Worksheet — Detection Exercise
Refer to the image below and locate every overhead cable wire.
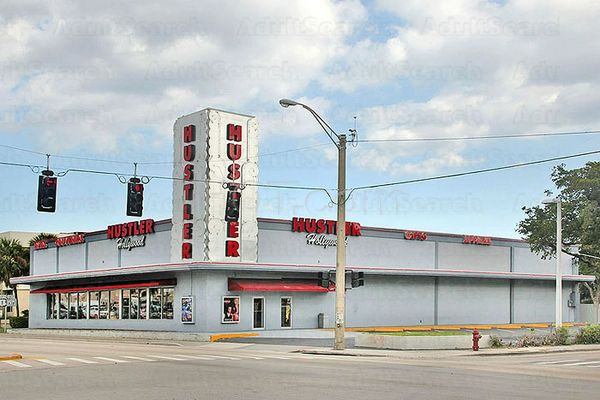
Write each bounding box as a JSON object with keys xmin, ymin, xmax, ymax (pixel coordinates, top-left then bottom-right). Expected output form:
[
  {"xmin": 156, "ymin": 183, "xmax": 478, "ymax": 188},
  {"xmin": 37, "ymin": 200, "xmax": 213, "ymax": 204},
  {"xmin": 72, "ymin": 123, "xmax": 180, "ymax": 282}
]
[
  {"xmin": 355, "ymin": 129, "xmax": 600, "ymax": 143},
  {"xmin": 350, "ymin": 149, "xmax": 600, "ymax": 191}
]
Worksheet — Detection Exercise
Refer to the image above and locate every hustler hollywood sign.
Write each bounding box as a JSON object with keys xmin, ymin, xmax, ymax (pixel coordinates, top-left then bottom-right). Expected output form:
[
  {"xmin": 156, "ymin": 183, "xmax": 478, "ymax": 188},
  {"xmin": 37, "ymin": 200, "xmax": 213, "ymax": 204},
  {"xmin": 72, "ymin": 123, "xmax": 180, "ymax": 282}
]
[
  {"xmin": 171, "ymin": 109, "xmax": 258, "ymax": 263},
  {"xmin": 292, "ymin": 217, "xmax": 361, "ymax": 249}
]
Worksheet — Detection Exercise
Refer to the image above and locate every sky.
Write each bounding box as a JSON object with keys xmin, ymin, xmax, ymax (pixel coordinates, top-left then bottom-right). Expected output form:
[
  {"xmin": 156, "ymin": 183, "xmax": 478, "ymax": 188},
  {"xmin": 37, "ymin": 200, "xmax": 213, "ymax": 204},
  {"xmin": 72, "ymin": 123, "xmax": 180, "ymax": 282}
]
[{"xmin": 1, "ymin": 0, "xmax": 600, "ymax": 239}]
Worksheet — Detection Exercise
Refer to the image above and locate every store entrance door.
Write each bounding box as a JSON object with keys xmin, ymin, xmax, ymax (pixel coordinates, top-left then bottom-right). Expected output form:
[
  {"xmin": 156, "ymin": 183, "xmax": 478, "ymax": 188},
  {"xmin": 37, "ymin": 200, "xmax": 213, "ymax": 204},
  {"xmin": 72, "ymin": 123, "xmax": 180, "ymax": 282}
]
[{"xmin": 253, "ymin": 297, "xmax": 264, "ymax": 329}]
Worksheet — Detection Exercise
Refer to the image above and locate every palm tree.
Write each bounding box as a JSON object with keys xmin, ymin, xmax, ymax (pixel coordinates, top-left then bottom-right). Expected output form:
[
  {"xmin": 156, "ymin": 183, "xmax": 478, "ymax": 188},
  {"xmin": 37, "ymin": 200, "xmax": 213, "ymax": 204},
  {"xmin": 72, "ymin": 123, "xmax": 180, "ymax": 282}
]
[
  {"xmin": 0, "ymin": 238, "xmax": 29, "ymax": 316},
  {"xmin": 28, "ymin": 233, "xmax": 58, "ymax": 247}
]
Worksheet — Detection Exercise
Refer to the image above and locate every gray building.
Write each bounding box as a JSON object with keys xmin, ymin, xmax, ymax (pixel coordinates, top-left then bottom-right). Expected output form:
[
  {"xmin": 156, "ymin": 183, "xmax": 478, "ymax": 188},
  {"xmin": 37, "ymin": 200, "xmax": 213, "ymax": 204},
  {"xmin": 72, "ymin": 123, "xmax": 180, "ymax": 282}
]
[
  {"xmin": 11, "ymin": 108, "xmax": 595, "ymax": 332},
  {"xmin": 13, "ymin": 216, "xmax": 594, "ymax": 332}
]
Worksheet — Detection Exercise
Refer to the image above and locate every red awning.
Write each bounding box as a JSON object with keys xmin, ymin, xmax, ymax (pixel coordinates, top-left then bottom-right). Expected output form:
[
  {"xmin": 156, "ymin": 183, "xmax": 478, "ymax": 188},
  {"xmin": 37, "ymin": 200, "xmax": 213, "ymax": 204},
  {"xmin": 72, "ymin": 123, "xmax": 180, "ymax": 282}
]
[
  {"xmin": 228, "ymin": 279, "xmax": 334, "ymax": 293},
  {"xmin": 30, "ymin": 280, "xmax": 176, "ymax": 294}
]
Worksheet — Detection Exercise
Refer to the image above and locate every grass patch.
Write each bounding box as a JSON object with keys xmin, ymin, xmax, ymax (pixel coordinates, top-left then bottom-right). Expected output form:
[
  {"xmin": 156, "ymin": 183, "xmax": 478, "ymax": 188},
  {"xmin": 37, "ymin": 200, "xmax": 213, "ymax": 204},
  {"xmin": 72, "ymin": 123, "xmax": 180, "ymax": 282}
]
[{"xmin": 376, "ymin": 331, "xmax": 470, "ymax": 337}]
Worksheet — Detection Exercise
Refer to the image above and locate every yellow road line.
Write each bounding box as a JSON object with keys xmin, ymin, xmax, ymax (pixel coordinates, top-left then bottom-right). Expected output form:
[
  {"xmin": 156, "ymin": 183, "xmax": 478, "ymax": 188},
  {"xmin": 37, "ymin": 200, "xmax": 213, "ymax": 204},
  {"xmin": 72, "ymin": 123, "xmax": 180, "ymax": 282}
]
[
  {"xmin": 210, "ymin": 333, "xmax": 259, "ymax": 342},
  {"xmin": 0, "ymin": 354, "xmax": 22, "ymax": 361}
]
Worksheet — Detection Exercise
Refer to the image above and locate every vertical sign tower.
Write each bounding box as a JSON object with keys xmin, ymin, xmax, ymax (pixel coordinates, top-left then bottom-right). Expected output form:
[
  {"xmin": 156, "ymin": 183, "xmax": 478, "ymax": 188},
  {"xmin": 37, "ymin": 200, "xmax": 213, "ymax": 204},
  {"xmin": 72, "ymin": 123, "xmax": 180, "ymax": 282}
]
[{"xmin": 171, "ymin": 109, "xmax": 258, "ymax": 263}]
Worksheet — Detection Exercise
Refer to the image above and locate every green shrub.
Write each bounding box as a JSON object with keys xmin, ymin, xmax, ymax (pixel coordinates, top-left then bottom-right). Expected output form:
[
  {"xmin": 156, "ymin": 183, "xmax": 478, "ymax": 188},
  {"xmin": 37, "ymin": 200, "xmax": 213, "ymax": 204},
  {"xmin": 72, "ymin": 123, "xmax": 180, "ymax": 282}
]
[
  {"xmin": 8, "ymin": 316, "xmax": 28, "ymax": 329},
  {"xmin": 575, "ymin": 325, "xmax": 600, "ymax": 344},
  {"xmin": 555, "ymin": 326, "xmax": 570, "ymax": 345},
  {"xmin": 515, "ymin": 333, "xmax": 558, "ymax": 347},
  {"xmin": 489, "ymin": 335, "xmax": 504, "ymax": 348}
]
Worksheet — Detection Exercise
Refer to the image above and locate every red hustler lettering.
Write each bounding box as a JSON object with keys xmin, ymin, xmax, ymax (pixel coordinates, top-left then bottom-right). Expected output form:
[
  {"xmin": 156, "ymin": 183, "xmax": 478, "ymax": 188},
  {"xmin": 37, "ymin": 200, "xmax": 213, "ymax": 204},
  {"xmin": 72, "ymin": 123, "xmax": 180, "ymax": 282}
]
[
  {"xmin": 33, "ymin": 240, "xmax": 48, "ymax": 250},
  {"xmin": 404, "ymin": 231, "xmax": 428, "ymax": 241},
  {"xmin": 107, "ymin": 219, "xmax": 155, "ymax": 239},
  {"xmin": 54, "ymin": 234, "xmax": 86, "ymax": 247},
  {"xmin": 182, "ymin": 124, "xmax": 195, "ymax": 259},
  {"xmin": 225, "ymin": 124, "xmax": 242, "ymax": 258},
  {"xmin": 291, "ymin": 217, "xmax": 361, "ymax": 236},
  {"xmin": 463, "ymin": 235, "xmax": 492, "ymax": 245}
]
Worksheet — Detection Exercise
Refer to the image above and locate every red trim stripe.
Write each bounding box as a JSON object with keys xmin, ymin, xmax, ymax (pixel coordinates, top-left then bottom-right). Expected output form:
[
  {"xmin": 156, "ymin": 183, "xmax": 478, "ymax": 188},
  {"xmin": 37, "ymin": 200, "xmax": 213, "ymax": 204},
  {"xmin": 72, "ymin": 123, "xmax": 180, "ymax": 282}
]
[
  {"xmin": 228, "ymin": 279, "xmax": 333, "ymax": 292},
  {"xmin": 30, "ymin": 281, "xmax": 174, "ymax": 294}
]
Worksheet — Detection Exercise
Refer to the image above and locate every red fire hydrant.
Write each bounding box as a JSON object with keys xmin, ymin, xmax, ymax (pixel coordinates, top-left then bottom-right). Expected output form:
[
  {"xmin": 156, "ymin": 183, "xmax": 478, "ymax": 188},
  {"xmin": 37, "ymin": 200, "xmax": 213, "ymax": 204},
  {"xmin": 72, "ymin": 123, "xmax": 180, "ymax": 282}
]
[{"xmin": 472, "ymin": 329, "xmax": 482, "ymax": 351}]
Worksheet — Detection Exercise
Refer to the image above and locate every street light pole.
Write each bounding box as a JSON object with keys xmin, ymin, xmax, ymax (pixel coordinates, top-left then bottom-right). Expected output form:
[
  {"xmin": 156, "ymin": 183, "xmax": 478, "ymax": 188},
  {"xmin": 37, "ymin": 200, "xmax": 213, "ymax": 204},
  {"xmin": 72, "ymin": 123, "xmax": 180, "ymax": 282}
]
[
  {"xmin": 279, "ymin": 98, "xmax": 348, "ymax": 350},
  {"xmin": 334, "ymin": 134, "xmax": 347, "ymax": 350},
  {"xmin": 555, "ymin": 201, "xmax": 563, "ymax": 328},
  {"xmin": 543, "ymin": 197, "xmax": 562, "ymax": 328}
]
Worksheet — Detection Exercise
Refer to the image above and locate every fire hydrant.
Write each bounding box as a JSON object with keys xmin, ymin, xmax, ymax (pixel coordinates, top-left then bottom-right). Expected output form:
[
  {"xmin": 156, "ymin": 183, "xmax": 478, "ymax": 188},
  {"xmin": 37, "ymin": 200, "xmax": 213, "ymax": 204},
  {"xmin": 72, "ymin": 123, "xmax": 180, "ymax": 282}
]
[{"xmin": 472, "ymin": 329, "xmax": 482, "ymax": 351}]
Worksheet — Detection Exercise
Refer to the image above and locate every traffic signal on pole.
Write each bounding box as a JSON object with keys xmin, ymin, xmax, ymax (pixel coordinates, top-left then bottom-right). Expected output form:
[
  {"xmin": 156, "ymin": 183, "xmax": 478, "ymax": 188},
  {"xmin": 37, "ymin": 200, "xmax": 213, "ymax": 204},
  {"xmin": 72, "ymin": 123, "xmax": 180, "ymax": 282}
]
[
  {"xmin": 225, "ymin": 189, "xmax": 241, "ymax": 222},
  {"xmin": 37, "ymin": 170, "xmax": 57, "ymax": 213},
  {"xmin": 318, "ymin": 271, "xmax": 331, "ymax": 288},
  {"xmin": 351, "ymin": 271, "xmax": 364, "ymax": 288},
  {"xmin": 126, "ymin": 178, "xmax": 144, "ymax": 217}
]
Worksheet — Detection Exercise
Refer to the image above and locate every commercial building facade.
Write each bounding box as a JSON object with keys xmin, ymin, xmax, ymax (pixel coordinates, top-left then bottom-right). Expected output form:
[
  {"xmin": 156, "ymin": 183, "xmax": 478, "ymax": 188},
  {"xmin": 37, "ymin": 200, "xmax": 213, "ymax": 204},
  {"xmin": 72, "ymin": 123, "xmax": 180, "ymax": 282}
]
[{"xmin": 12, "ymin": 108, "xmax": 595, "ymax": 332}]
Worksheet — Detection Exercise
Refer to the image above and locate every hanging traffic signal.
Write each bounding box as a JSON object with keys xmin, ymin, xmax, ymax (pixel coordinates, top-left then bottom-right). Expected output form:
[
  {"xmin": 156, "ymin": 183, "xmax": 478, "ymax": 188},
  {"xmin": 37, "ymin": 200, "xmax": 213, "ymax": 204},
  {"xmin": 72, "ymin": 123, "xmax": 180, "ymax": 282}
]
[
  {"xmin": 318, "ymin": 271, "xmax": 331, "ymax": 288},
  {"xmin": 37, "ymin": 170, "xmax": 57, "ymax": 213},
  {"xmin": 225, "ymin": 189, "xmax": 241, "ymax": 222},
  {"xmin": 351, "ymin": 271, "xmax": 364, "ymax": 288},
  {"xmin": 126, "ymin": 178, "xmax": 144, "ymax": 217}
]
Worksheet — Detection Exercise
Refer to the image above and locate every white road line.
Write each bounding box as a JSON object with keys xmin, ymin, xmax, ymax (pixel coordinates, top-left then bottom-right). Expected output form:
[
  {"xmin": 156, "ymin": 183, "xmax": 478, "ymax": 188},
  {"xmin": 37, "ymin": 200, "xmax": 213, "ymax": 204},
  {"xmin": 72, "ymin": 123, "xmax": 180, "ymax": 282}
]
[
  {"xmin": 121, "ymin": 356, "xmax": 155, "ymax": 362},
  {"xmin": 36, "ymin": 359, "xmax": 65, "ymax": 366},
  {"xmin": 148, "ymin": 355, "xmax": 188, "ymax": 361},
  {"xmin": 173, "ymin": 355, "xmax": 216, "ymax": 360},
  {"xmin": 536, "ymin": 359, "xmax": 580, "ymax": 365},
  {"xmin": 2, "ymin": 360, "xmax": 32, "ymax": 368},
  {"xmin": 94, "ymin": 357, "xmax": 129, "ymax": 363},
  {"xmin": 206, "ymin": 355, "xmax": 241, "ymax": 360},
  {"xmin": 67, "ymin": 358, "xmax": 98, "ymax": 364},
  {"xmin": 562, "ymin": 361, "xmax": 600, "ymax": 367}
]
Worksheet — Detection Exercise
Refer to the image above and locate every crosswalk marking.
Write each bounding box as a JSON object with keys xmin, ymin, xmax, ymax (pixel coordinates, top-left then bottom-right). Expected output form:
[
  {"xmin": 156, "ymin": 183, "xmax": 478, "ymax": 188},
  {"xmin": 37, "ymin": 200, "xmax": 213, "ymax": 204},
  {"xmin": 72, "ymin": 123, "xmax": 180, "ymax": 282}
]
[
  {"xmin": 3, "ymin": 360, "xmax": 32, "ymax": 368},
  {"xmin": 149, "ymin": 355, "xmax": 188, "ymax": 361},
  {"xmin": 208, "ymin": 355, "xmax": 241, "ymax": 360},
  {"xmin": 121, "ymin": 356, "xmax": 155, "ymax": 362},
  {"xmin": 562, "ymin": 361, "xmax": 600, "ymax": 367},
  {"xmin": 67, "ymin": 358, "xmax": 98, "ymax": 364},
  {"xmin": 94, "ymin": 357, "xmax": 129, "ymax": 363},
  {"xmin": 173, "ymin": 354, "xmax": 216, "ymax": 360},
  {"xmin": 37, "ymin": 359, "xmax": 65, "ymax": 366},
  {"xmin": 536, "ymin": 359, "xmax": 580, "ymax": 365}
]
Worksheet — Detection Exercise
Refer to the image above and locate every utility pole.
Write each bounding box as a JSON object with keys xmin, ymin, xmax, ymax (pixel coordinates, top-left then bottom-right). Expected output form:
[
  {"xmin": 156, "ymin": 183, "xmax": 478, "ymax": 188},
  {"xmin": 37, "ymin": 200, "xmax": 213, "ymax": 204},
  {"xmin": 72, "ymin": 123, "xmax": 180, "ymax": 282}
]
[
  {"xmin": 556, "ymin": 202, "xmax": 562, "ymax": 328},
  {"xmin": 334, "ymin": 134, "xmax": 347, "ymax": 350}
]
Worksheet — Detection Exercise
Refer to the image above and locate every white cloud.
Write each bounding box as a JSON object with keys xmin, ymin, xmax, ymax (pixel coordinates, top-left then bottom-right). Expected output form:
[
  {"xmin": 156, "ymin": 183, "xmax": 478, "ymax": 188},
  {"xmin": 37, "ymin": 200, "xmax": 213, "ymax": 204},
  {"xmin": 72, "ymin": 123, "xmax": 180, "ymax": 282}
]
[{"xmin": 0, "ymin": 0, "xmax": 367, "ymax": 154}]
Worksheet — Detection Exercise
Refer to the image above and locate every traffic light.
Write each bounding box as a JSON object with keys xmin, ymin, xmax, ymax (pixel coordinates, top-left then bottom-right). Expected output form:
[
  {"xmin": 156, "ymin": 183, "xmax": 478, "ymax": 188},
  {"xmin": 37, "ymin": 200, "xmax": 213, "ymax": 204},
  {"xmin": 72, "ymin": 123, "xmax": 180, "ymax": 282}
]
[
  {"xmin": 318, "ymin": 271, "xmax": 330, "ymax": 288},
  {"xmin": 37, "ymin": 170, "xmax": 57, "ymax": 213},
  {"xmin": 225, "ymin": 189, "xmax": 241, "ymax": 222},
  {"xmin": 351, "ymin": 271, "xmax": 364, "ymax": 288},
  {"xmin": 127, "ymin": 178, "xmax": 144, "ymax": 217}
]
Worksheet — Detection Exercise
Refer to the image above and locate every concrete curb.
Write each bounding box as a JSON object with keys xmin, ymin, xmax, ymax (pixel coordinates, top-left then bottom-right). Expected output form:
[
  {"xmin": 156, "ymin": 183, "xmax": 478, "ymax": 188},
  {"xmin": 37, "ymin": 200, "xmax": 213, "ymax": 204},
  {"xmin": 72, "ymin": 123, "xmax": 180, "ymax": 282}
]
[
  {"xmin": 294, "ymin": 349, "xmax": 388, "ymax": 357},
  {"xmin": 0, "ymin": 354, "xmax": 23, "ymax": 361},
  {"xmin": 469, "ymin": 344, "xmax": 600, "ymax": 356},
  {"xmin": 7, "ymin": 328, "xmax": 211, "ymax": 342},
  {"xmin": 355, "ymin": 333, "xmax": 491, "ymax": 350},
  {"xmin": 210, "ymin": 333, "xmax": 259, "ymax": 342}
]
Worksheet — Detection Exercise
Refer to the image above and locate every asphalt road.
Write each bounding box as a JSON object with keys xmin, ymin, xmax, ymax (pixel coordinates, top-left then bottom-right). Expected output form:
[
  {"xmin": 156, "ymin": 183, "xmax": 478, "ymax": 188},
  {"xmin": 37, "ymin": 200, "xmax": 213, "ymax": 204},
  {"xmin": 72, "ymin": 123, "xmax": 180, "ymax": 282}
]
[{"xmin": 1, "ymin": 336, "xmax": 599, "ymax": 400}]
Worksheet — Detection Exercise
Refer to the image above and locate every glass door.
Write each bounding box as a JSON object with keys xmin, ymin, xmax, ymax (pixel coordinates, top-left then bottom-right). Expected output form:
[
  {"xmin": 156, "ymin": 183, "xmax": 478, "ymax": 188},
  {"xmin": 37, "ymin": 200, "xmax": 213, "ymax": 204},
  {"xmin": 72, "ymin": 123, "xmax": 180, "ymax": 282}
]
[{"xmin": 253, "ymin": 298, "xmax": 265, "ymax": 329}]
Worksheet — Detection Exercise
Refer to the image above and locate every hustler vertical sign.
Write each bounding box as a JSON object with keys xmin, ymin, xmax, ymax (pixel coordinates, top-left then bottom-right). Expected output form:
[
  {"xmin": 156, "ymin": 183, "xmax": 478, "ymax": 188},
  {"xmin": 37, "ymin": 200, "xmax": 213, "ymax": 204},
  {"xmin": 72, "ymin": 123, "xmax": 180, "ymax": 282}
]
[
  {"xmin": 225, "ymin": 124, "xmax": 242, "ymax": 258},
  {"xmin": 171, "ymin": 109, "xmax": 258, "ymax": 263}
]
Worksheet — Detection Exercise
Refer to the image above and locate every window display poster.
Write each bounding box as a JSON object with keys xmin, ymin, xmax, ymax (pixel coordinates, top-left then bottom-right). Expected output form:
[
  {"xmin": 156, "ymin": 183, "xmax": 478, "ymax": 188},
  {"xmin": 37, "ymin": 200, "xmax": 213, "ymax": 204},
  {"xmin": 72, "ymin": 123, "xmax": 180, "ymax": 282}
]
[
  {"xmin": 181, "ymin": 296, "xmax": 194, "ymax": 324},
  {"xmin": 222, "ymin": 296, "xmax": 240, "ymax": 323}
]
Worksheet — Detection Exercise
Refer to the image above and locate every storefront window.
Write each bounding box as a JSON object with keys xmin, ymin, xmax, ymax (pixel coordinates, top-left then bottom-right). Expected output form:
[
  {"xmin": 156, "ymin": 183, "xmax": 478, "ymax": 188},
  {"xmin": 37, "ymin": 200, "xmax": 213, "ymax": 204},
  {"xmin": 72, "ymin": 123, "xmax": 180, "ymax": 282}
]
[
  {"xmin": 163, "ymin": 288, "xmax": 174, "ymax": 319},
  {"xmin": 99, "ymin": 291, "xmax": 109, "ymax": 319},
  {"xmin": 150, "ymin": 288, "xmax": 161, "ymax": 319},
  {"xmin": 89, "ymin": 291, "xmax": 99, "ymax": 319},
  {"xmin": 78, "ymin": 292, "xmax": 88, "ymax": 319},
  {"xmin": 109, "ymin": 290, "xmax": 120, "ymax": 319},
  {"xmin": 59, "ymin": 293, "xmax": 68, "ymax": 319},
  {"xmin": 44, "ymin": 286, "xmax": 174, "ymax": 321},
  {"xmin": 68, "ymin": 292, "xmax": 78, "ymax": 319},
  {"xmin": 139, "ymin": 289, "xmax": 147, "ymax": 319},
  {"xmin": 121, "ymin": 289, "xmax": 130, "ymax": 319},
  {"xmin": 47, "ymin": 294, "xmax": 56, "ymax": 319},
  {"xmin": 281, "ymin": 297, "xmax": 292, "ymax": 328},
  {"xmin": 130, "ymin": 289, "xmax": 139, "ymax": 319}
]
